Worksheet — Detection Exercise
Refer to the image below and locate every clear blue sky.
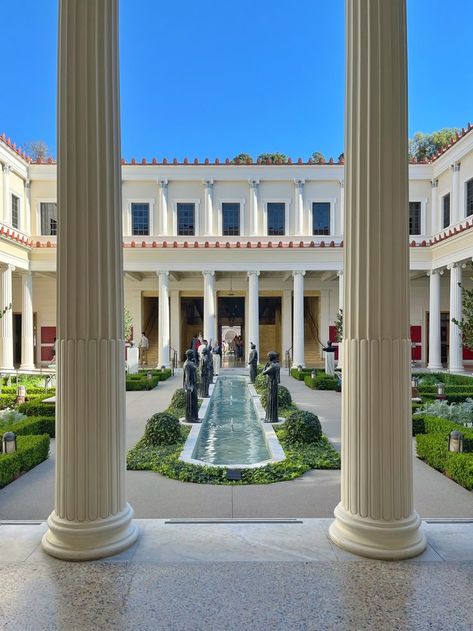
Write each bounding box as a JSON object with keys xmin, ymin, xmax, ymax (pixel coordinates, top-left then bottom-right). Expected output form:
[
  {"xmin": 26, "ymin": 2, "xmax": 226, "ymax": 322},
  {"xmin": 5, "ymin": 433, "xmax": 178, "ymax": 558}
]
[{"xmin": 1, "ymin": 0, "xmax": 472, "ymax": 161}]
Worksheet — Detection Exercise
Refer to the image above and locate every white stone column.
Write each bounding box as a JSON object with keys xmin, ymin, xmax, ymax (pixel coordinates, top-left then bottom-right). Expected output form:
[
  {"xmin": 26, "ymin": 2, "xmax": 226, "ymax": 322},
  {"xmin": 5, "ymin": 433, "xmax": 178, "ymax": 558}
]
[
  {"xmin": 329, "ymin": 0, "xmax": 425, "ymax": 560},
  {"xmin": 431, "ymin": 179, "xmax": 439, "ymax": 234},
  {"xmin": 338, "ymin": 179, "xmax": 345, "ymax": 236},
  {"xmin": 337, "ymin": 271, "xmax": 344, "ymax": 369},
  {"xmin": 20, "ymin": 271, "xmax": 35, "ymax": 370},
  {"xmin": 2, "ymin": 164, "xmax": 11, "ymax": 225},
  {"xmin": 281, "ymin": 288, "xmax": 292, "ymax": 367},
  {"xmin": 170, "ymin": 289, "xmax": 180, "ymax": 364},
  {"xmin": 427, "ymin": 270, "xmax": 443, "ymax": 370},
  {"xmin": 158, "ymin": 179, "xmax": 168, "ymax": 235},
  {"xmin": 42, "ymin": 0, "xmax": 138, "ymax": 560},
  {"xmin": 292, "ymin": 270, "xmax": 305, "ymax": 367},
  {"xmin": 203, "ymin": 270, "xmax": 217, "ymax": 343},
  {"xmin": 0, "ymin": 264, "xmax": 14, "ymax": 370},
  {"xmin": 247, "ymin": 271, "xmax": 260, "ymax": 354},
  {"xmin": 24, "ymin": 179, "xmax": 32, "ymax": 235},
  {"xmin": 249, "ymin": 180, "xmax": 259, "ymax": 236},
  {"xmin": 448, "ymin": 262, "xmax": 464, "ymax": 373},
  {"xmin": 158, "ymin": 271, "xmax": 170, "ymax": 367},
  {"xmin": 294, "ymin": 180, "xmax": 304, "ymax": 235},
  {"xmin": 451, "ymin": 163, "xmax": 461, "ymax": 224},
  {"xmin": 203, "ymin": 180, "xmax": 214, "ymax": 236}
]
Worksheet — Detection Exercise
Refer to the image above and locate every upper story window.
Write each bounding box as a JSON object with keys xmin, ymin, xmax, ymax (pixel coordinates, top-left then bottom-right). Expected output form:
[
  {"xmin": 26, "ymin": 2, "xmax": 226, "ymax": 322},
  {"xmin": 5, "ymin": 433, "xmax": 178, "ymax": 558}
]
[
  {"xmin": 267, "ymin": 202, "xmax": 285, "ymax": 236},
  {"xmin": 409, "ymin": 201, "xmax": 421, "ymax": 235},
  {"xmin": 131, "ymin": 202, "xmax": 149, "ymax": 236},
  {"xmin": 222, "ymin": 203, "xmax": 240, "ymax": 236},
  {"xmin": 177, "ymin": 203, "xmax": 195, "ymax": 236},
  {"xmin": 11, "ymin": 194, "xmax": 20, "ymax": 229},
  {"xmin": 312, "ymin": 202, "xmax": 331, "ymax": 235},
  {"xmin": 442, "ymin": 193, "xmax": 450, "ymax": 229},
  {"xmin": 466, "ymin": 178, "xmax": 473, "ymax": 217},
  {"xmin": 40, "ymin": 202, "xmax": 57, "ymax": 235}
]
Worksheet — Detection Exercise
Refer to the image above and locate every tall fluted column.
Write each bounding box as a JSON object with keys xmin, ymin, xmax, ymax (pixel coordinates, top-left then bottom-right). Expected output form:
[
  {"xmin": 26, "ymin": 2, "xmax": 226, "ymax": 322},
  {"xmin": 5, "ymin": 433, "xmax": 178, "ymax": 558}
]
[
  {"xmin": 337, "ymin": 270, "xmax": 344, "ymax": 369},
  {"xmin": 203, "ymin": 271, "xmax": 217, "ymax": 343},
  {"xmin": 249, "ymin": 180, "xmax": 259, "ymax": 236},
  {"xmin": 431, "ymin": 180, "xmax": 439, "ymax": 234},
  {"xmin": 0, "ymin": 264, "xmax": 14, "ymax": 370},
  {"xmin": 158, "ymin": 179, "xmax": 168, "ymax": 235},
  {"xmin": 247, "ymin": 271, "xmax": 260, "ymax": 354},
  {"xmin": 292, "ymin": 271, "xmax": 305, "ymax": 367},
  {"xmin": 158, "ymin": 271, "xmax": 170, "ymax": 367},
  {"xmin": 448, "ymin": 263, "xmax": 464, "ymax": 373},
  {"xmin": 329, "ymin": 0, "xmax": 425, "ymax": 560},
  {"xmin": 203, "ymin": 180, "xmax": 214, "ymax": 236},
  {"xmin": 427, "ymin": 270, "xmax": 443, "ymax": 370},
  {"xmin": 451, "ymin": 163, "xmax": 461, "ymax": 224},
  {"xmin": 294, "ymin": 180, "xmax": 304, "ymax": 235},
  {"xmin": 2, "ymin": 164, "xmax": 11, "ymax": 225},
  {"xmin": 42, "ymin": 0, "xmax": 138, "ymax": 560},
  {"xmin": 20, "ymin": 272, "xmax": 35, "ymax": 370}
]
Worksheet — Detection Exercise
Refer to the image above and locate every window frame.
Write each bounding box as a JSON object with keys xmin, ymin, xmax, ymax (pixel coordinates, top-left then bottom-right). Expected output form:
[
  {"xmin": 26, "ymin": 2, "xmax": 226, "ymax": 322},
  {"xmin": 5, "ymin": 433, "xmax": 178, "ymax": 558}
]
[
  {"xmin": 11, "ymin": 193, "xmax": 20, "ymax": 230},
  {"xmin": 36, "ymin": 199, "xmax": 57, "ymax": 236},
  {"xmin": 309, "ymin": 198, "xmax": 336, "ymax": 236},
  {"xmin": 408, "ymin": 198, "xmax": 427, "ymax": 236},
  {"xmin": 263, "ymin": 199, "xmax": 290, "ymax": 237},
  {"xmin": 125, "ymin": 198, "xmax": 154, "ymax": 236},
  {"xmin": 442, "ymin": 192, "xmax": 451, "ymax": 229},
  {"xmin": 466, "ymin": 178, "xmax": 473, "ymax": 218},
  {"xmin": 172, "ymin": 199, "xmax": 200, "ymax": 237},
  {"xmin": 130, "ymin": 201, "xmax": 151, "ymax": 236},
  {"xmin": 217, "ymin": 198, "xmax": 245, "ymax": 236}
]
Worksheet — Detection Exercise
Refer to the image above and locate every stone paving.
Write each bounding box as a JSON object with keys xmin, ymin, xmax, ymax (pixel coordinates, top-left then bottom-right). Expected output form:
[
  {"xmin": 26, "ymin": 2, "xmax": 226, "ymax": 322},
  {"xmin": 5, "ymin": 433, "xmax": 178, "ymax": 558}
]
[{"xmin": 0, "ymin": 370, "xmax": 472, "ymax": 521}]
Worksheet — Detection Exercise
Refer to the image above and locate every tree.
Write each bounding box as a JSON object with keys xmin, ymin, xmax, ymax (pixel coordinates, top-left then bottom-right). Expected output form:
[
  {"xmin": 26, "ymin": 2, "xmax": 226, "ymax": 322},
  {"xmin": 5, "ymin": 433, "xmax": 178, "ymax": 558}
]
[
  {"xmin": 232, "ymin": 153, "xmax": 253, "ymax": 164},
  {"xmin": 408, "ymin": 128, "xmax": 459, "ymax": 162},
  {"xmin": 452, "ymin": 265, "xmax": 473, "ymax": 351},
  {"xmin": 334, "ymin": 309, "xmax": 343, "ymax": 343},
  {"xmin": 310, "ymin": 151, "xmax": 325, "ymax": 163},
  {"xmin": 24, "ymin": 140, "xmax": 49, "ymax": 161},
  {"xmin": 124, "ymin": 306, "xmax": 133, "ymax": 342},
  {"xmin": 257, "ymin": 152, "xmax": 288, "ymax": 164}
]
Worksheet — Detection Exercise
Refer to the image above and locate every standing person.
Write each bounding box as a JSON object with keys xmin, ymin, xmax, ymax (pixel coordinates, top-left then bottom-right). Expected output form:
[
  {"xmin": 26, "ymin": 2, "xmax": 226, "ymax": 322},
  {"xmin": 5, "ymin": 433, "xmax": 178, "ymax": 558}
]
[
  {"xmin": 193, "ymin": 334, "xmax": 201, "ymax": 366},
  {"xmin": 139, "ymin": 331, "xmax": 149, "ymax": 365},
  {"xmin": 213, "ymin": 340, "xmax": 221, "ymax": 376}
]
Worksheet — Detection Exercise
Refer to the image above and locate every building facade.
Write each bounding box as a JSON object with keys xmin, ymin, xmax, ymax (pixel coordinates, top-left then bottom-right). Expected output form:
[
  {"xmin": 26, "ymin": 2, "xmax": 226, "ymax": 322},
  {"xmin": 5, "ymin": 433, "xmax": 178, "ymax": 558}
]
[{"xmin": 0, "ymin": 128, "xmax": 473, "ymax": 370}]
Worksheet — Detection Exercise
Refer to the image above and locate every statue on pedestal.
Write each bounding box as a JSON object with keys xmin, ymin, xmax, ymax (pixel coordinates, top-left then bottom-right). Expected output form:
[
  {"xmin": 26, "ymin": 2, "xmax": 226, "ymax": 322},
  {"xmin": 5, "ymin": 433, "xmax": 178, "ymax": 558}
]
[
  {"xmin": 262, "ymin": 351, "xmax": 280, "ymax": 422},
  {"xmin": 200, "ymin": 346, "xmax": 211, "ymax": 398},
  {"xmin": 323, "ymin": 340, "xmax": 337, "ymax": 376},
  {"xmin": 248, "ymin": 342, "xmax": 258, "ymax": 383},
  {"xmin": 183, "ymin": 349, "xmax": 199, "ymax": 422}
]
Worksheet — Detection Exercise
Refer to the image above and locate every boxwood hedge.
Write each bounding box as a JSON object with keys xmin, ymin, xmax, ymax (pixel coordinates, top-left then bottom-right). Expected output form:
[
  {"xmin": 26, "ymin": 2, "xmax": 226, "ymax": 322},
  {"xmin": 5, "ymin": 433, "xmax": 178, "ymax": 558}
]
[{"xmin": 0, "ymin": 434, "xmax": 50, "ymax": 488}]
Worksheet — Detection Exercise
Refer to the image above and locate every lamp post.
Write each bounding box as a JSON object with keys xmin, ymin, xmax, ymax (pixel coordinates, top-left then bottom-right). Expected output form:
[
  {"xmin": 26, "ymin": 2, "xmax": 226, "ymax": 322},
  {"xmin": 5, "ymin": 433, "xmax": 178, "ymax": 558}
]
[
  {"xmin": 448, "ymin": 430, "xmax": 464, "ymax": 453},
  {"xmin": 436, "ymin": 383, "xmax": 446, "ymax": 400},
  {"xmin": 2, "ymin": 431, "xmax": 17, "ymax": 454}
]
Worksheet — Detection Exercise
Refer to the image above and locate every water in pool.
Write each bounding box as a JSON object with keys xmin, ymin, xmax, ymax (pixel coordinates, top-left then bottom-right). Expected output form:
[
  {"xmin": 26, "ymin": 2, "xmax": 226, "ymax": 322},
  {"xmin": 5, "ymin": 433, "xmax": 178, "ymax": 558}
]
[{"xmin": 192, "ymin": 375, "xmax": 271, "ymax": 465}]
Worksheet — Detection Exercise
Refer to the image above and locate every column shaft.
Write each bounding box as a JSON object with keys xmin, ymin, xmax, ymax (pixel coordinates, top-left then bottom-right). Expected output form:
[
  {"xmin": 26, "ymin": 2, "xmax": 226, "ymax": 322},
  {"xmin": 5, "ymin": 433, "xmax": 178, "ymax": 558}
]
[
  {"xmin": 20, "ymin": 272, "xmax": 35, "ymax": 369},
  {"xmin": 43, "ymin": 0, "xmax": 138, "ymax": 560},
  {"xmin": 170, "ymin": 290, "xmax": 180, "ymax": 364},
  {"xmin": 158, "ymin": 272, "xmax": 170, "ymax": 367},
  {"xmin": 281, "ymin": 288, "xmax": 292, "ymax": 367},
  {"xmin": 0, "ymin": 264, "xmax": 14, "ymax": 370},
  {"xmin": 158, "ymin": 180, "xmax": 168, "ymax": 235},
  {"xmin": 329, "ymin": 0, "xmax": 425, "ymax": 559},
  {"xmin": 247, "ymin": 272, "xmax": 259, "ymax": 355},
  {"xmin": 451, "ymin": 164, "xmax": 461, "ymax": 224},
  {"xmin": 337, "ymin": 271, "xmax": 344, "ymax": 369},
  {"xmin": 428, "ymin": 271, "xmax": 442, "ymax": 370},
  {"xmin": 431, "ymin": 180, "xmax": 439, "ymax": 234},
  {"xmin": 292, "ymin": 271, "xmax": 305, "ymax": 367},
  {"xmin": 204, "ymin": 181, "xmax": 214, "ymax": 236},
  {"xmin": 203, "ymin": 271, "xmax": 217, "ymax": 343},
  {"xmin": 449, "ymin": 263, "xmax": 464, "ymax": 373},
  {"xmin": 249, "ymin": 181, "xmax": 259, "ymax": 236},
  {"xmin": 294, "ymin": 181, "xmax": 304, "ymax": 235},
  {"xmin": 2, "ymin": 164, "xmax": 11, "ymax": 225}
]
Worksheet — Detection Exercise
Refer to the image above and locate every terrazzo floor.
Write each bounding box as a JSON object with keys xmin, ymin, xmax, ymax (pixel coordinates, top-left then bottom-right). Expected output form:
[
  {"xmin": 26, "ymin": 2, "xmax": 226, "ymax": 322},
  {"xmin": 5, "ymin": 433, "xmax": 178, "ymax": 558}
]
[{"xmin": 1, "ymin": 519, "xmax": 472, "ymax": 630}]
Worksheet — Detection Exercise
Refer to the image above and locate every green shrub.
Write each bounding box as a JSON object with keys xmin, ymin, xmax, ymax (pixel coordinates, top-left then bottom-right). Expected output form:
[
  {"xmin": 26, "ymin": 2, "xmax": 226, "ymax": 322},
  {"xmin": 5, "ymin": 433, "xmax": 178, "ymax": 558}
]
[
  {"xmin": 0, "ymin": 434, "xmax": 50, "ymax": 488},
  {"xmin": 416, "ymin": 433, "xmax": 449, "ymax": 472},
  {"xmin": 143, "ymin": 412, "xmax": 181, "ymax": 446},
  {"xmin": 260, "ymin": 385, "xmax": 292, "ymax": 410},
  {"xmin": 304, "ymin": 374, "xmax": 340, "ymax": 391},
  {"xmin": 17, "ymin": 399, "xmax": 55, "ymax": 417},
  {"xmin": 170, "ymin": 388, "xmax": 186, "ymax": 410},
  {"xmin": 0, "ymin": 386, "xmax": 56, "ymax": 396},
  {"xmin": 414, "ymin": 372, "xmax": 473, "ymax": 386},
  {"xmin": 285, "ymin": 410, "xmax": 322, "ymax": 444},
  {"xmin": 126, "ymin": 376, "xmax": 160, "ymax": 391},
  {"xmin": 7, "ymin": 416, "xmax": 56, "ymax": 438},
  {"xmin": 445, "ymin": 453, "xmax": 473, "ymax": 490},
  {"xmin": 0, "ymin": 394, "xmax": 18, "ymax": 410},
  {"xmin": 254, "ymin": 373, "xmax": 268, "ymax": 394},
  {"xmin": 290, "ymin": 368, "xmax": 314, "ymax": 381},
  {"xmin": 412, "ymin": 414, "xmax": 426, "ymax": 436}
]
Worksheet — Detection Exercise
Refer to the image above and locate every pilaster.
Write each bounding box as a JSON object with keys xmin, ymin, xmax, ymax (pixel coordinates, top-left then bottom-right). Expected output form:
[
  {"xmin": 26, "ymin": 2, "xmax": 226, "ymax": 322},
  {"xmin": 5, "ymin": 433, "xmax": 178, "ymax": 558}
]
[
  {"xmin": 20, "ymin": 271, "xmax": 35, "ymax": 370},
  {"xmin": 427, "ymin": 269, "xmax": 443, "ymax": 370},
  {"xmin": 0, "ymin": 263, "xmax": 14, "ymax": 370},
  {"xmin": 292, "ymin": 270, "xmax": 305, "ymax": 367},
  {"xmin": 158, "ymin": 271, "xmax": 170, "ymax": 367},
  {"xmin": 247, "ymin": 271, "xmax": 260, "ymax": 355},
  {"xmin": 448, "ymin": 262, "xmax": 464, "ymax": 373},
  {"xmin": 203, "ymin": 270, "xmax": 217, "ymax": 343}
]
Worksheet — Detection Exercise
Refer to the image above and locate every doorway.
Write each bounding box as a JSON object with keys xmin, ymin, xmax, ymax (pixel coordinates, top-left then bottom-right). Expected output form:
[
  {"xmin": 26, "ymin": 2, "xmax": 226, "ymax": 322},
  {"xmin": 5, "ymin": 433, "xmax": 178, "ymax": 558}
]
[
  {"xmin": 218, "ymin": 296, "xmax": 245, "ymax": 365},
  {"xmin": 181, "ymin": 297, "xmax": 204, "ymax": 361}
]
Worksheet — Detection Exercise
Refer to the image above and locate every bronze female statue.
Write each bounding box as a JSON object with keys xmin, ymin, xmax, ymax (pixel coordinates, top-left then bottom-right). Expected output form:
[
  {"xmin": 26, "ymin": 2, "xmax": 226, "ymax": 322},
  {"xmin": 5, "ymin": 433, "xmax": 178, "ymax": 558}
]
[
  {"xmin": 200, "ymin": 346, "xmax": 211, "ymax": 397},
  {"xmin": 183, "ymin": 349, "xmax": 199, "ymax": 422},
  {"xmin": 262, "ymin": 351, "xmax": 280, "ymax": 422},
  {"xmin": 248, "ymin": 342, "xmax": 258, "ymax": 383}
]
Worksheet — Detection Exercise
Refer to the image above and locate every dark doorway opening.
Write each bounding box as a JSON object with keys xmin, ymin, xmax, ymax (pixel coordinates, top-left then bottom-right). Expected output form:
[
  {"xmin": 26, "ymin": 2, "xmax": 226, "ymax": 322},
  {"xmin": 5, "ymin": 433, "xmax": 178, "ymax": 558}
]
[
  {"xmin": 218, "ymin": 296, "xmax": 245, "ymax": 364},
  {"xmin": 181, "ymin": 297, "xmax": 204, "ymax": 361},
  {"xmin": 13, "ymin": 313, "xmax": 21, "ymax": 367},
  {"xmin": 259, "ymin": 297, "xmax": 281, "ymax": 360}
]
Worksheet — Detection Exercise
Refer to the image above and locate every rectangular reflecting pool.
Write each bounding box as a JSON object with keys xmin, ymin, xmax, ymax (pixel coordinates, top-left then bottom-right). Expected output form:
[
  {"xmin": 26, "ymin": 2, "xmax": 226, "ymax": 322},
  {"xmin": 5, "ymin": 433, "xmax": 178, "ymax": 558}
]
[{"xmin": 191, "ymin": 375, "xmax": 272, "ymax": 466}]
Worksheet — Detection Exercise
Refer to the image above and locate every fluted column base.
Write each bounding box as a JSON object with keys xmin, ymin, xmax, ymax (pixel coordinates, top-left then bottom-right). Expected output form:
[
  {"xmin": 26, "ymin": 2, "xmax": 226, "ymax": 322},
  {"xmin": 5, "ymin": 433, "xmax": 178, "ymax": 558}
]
[
  {"xmin": 42, "ymin": 503, "xmax": 138, "ymax": 561},
  {"xmin": 428, "ymin": 363, "xmax": 443, "ymax": 371},
  {"xmin": 329, "ymin": 503, "xmax": 426, "ymax": 560}
]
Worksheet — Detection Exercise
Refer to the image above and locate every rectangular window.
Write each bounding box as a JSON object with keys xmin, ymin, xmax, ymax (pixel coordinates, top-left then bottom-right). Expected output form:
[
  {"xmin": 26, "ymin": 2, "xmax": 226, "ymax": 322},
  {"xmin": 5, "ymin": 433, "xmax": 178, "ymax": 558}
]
[
  {"xmin": 40, "ymin": 202, "xmax": 57, "ymax": 235},
  {"xmin": 467, "ymin": 178, "xmax": 473, "ymax": 217},
  {"xmin": 177, "ymin": 203, "xmax": 195, "ymax": 236},
  {"xmin": 222, "ymin": 202, "xmax": 240, "ymax": 236},
  {"xmin": 267, "ymin": 202, "xmax": 285, "ymax": 236},
  {"xmin": 442, "ymin": 193, "xmax": 450, "ymax": 229},
  {"xmin": 11, "ymin": 194, "xmax": 19, "ymax": 229},
  {"xmin": 312, "ymin": 202, "xmax": 331, "ymax": 235},
  {"xmin": 409, "ymin": 201, "xmax": 421, "ymax": 235},
  {"xmin": 131, "ymin": 202, "xmax": 150, "ymax": 236}
]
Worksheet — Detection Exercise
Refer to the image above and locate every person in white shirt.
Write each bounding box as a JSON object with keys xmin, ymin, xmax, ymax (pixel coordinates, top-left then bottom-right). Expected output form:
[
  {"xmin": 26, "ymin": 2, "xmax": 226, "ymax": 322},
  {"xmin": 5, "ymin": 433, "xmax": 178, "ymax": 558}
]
[{"xmin": 139, "ymin": 331, "xmax": 149, "ymax": 365}]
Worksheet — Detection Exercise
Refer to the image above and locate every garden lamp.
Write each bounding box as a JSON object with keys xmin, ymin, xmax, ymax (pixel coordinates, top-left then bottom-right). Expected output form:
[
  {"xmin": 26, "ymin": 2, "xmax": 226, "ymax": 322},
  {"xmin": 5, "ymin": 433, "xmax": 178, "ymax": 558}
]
[
  {"xmin": 147, "ymin": 371, "xmax": 152, "ymax": 381},
  {"xmin": 436, "ymin": 383, "xmax": 446, "ymax": 400},
  {"xmin": 448, "ymin": 430, "xmax": 464, "ymax": 453},
  {"xmin": 2, "ymin": 431, "xmax": 17, "ymax": 454}
]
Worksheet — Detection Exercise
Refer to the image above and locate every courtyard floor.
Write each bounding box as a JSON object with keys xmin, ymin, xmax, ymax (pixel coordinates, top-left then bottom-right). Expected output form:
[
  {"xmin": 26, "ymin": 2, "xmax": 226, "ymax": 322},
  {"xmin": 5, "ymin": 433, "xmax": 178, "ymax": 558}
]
[{"xmin": 0, "ymin": 370, "xmax": 472, "ymax": 520}]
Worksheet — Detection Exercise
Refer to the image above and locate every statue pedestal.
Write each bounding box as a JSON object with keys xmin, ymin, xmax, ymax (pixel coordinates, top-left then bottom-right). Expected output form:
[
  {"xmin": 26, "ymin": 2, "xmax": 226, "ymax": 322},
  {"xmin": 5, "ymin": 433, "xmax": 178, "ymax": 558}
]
[
  {"xmin": 127, "ymin": 347, "xmax": 139, "ymax": 374},
  {"xmin": 324, "ymin": 351, "xmax": 335, "ymax": 376}
]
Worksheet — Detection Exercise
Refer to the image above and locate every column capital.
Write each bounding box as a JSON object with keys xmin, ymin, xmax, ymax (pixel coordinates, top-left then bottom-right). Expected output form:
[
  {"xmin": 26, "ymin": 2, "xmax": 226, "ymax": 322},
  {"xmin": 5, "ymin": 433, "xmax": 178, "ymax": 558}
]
[
  {"xmin": 157, "ymin": 270, "xmax": 169, "ymax": 278},
  {"xmin": 247, "ymin": 270, "xmax": 260, "ymax": 278},
  {"xmin": 451, "ymin": 162, "xmax": 461, "ymax": 172},
  {"xmin": 292, "ymin": 270, "xmax": 306, "ymax": 277},
  {"xmin": 203, "ymin": 179, "xmax": 214, "ymax": 189},
  {"xmin": 24, "ymin": 178, "xmax": 31, "ymax": 190},
  {"xmin": 0, "ymin": 263, "xmax": 15, "ymax": 273},
  {"xmin": 2, "ymin": 163, "xmax": 11, "ymax": 175},
  {"xmin": 202, "ymin": 270, "xmax": 215, "ymax": 277},
  {"xmin": 158, "ymin": 179, "xmax": 168, "ymax": 189},
  {"xmin": 294, "ymin": 179, "xmax": 305, "ymax": 188},
  {"xmin": 431, "ymin": 179, "xmax": 438, "ymax": 189},
  {"xmin": 337, "ymin": 270, "xmax": 344, "ymax": 277},
  {"xmin": 427, "ymin": 268, "xmax": 444, "ymax": 276},
  {"xmin": 249, "ymin": 179, "xmax": 260, "ymax": 189},
  {"xmin": 447, "ymin": 261, "xmax": 466, "ymax": 270}
]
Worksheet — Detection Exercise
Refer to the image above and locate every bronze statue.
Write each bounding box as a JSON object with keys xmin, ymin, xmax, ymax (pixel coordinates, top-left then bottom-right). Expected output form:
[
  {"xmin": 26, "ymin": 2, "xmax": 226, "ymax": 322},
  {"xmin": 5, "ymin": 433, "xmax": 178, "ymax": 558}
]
[
  {"xmin": 200, "ymin": 346, "xmax": 211, "ymax": 397},
  {"xmin": 248, "ymin": 342, "xmax": 258, "ymax": 383},
  {"xmin": 262, "ymin": 351, "xmax": 280, "ymax": 422},
  {"xmin": 183, "ymin": 349, "xmax": 199, "ymax": 422}
]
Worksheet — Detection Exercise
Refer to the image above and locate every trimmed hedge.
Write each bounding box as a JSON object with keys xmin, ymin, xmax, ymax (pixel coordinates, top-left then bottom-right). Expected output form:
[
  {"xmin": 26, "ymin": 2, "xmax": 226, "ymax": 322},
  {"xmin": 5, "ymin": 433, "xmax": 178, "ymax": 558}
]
[
  {"xmin": 139, "ymin": 368, "xmax": 172, "ymax": 381},
  {"xmin": 143, "ymin": 412, "xmax": 181, "ymax": 446},
  {"xmin": 416, "ymin": 433, "xmax": 449, "ymax": 472},
  {"xmin": 4, "ymin": 416, "xmax": 56, "ymax": 438},
  {"xmin": 445, "ymin": 454, "xmax": 473, "ymax": 490},
  {"xmin": 170, "ymin": 388, "xmax": 186, "ymax": 410},
  {"xmin": 285, "ymin": 410, "xmax": 322, "ymax": 444},
  {"xmin": 254, "ymin": 373, "xmax": 268, "ymax": 394},
  {"xmin": 260, "ymin": 385, "xmax": 292, "ymax": 410},
  {"xmin": 1, "ymin": 386, "xmax": 56, "ymax": 396},
  {"xmin": 415, "ymin": 372, "xmax": 473, "ymax": 386},
  {"xmin": 0, "ymin": 434, "xmax": 50, "ymax": 488},
  {"xmin": 17, "ymin": 400, "xmax": 56, "ymax": 417},
  {"xmin": 126, "ymin": 375, "xmax": 160, "ymax": 391},
  {"xmin": 417, "ymin": 385, "xmax": 473, "ymax": 394},
  {"xmin": 0, "ymin": 394, "xmax": 18, "ymax": 410},
  {"xmin": 304, "ymin": 373, "xmax": 341, "ymax": 392},
  {"xmin": 290, "ymin": 368, "xmax": 314, "ymax": 381}
]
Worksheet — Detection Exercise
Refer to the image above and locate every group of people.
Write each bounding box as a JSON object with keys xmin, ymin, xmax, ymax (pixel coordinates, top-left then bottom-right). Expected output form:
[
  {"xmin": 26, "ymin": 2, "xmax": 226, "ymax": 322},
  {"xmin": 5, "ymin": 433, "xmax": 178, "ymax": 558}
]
[
  {"xmin": 189, "ymin": 334, "xmax": 222, "ymax": 376},
  {"xmin": 224, "ymin": 335, "xmax": 244, "ymax": 360}
]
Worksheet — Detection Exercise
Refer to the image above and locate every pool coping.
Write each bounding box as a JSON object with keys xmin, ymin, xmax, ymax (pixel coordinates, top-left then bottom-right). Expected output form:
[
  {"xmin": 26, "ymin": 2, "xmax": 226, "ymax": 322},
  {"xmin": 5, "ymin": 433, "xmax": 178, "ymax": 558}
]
[{"xmin": 179, "ymin": 376, "xmax": 286, "ymax": 469}]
